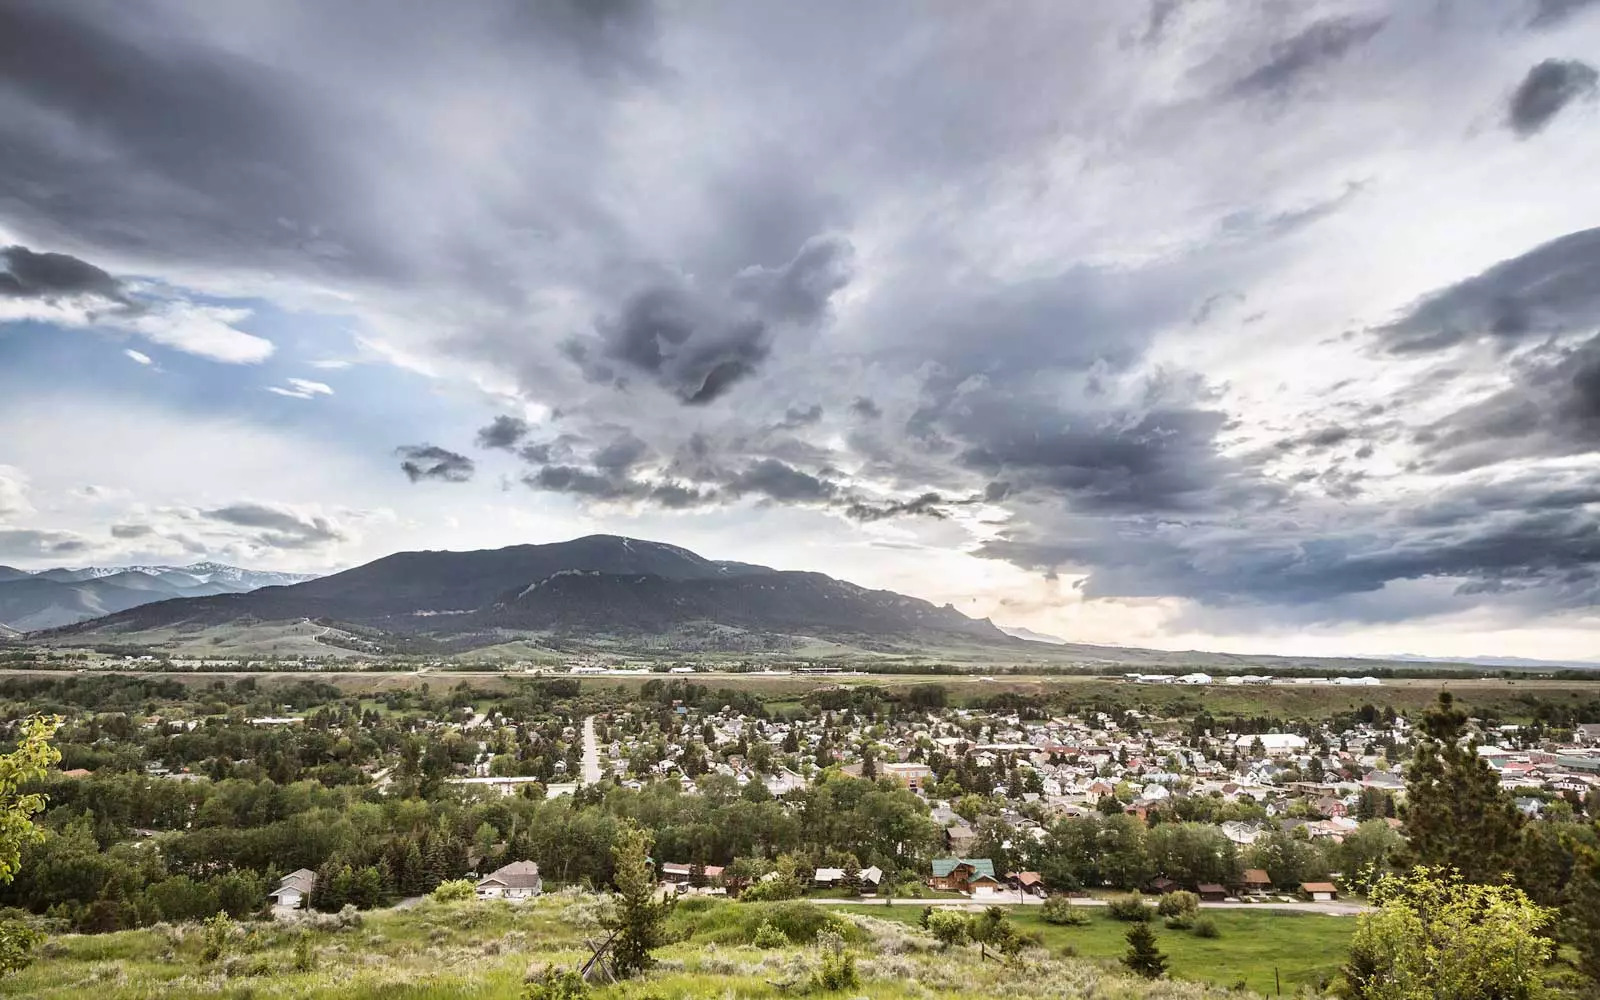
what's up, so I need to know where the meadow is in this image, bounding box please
[0,894,1350,1000]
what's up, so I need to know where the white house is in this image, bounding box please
[476,861,543,900]
[268,868,317,909]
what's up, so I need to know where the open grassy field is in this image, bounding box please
[8,666,1594,722]
[1,894,1332,1000]
[828,903,1353,995]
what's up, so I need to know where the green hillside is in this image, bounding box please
[2,894,1340,1000]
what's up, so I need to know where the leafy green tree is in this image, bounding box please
[1402,694,1522,883]
[968,906,1019,961]
[1570,842,1600,990]
[603,822,668,978]
[1341,867,1554,1000]
[1122,922,1168,979]
[0,717,59,976]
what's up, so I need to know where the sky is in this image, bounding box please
[3,0,1600,660]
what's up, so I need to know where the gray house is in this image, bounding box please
[268,868,317,909]
[476,861,543,900]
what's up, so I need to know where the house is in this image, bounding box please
[1576,723,1600,745]
[858,866,884,890]
[59,768,92,779]
[928,858,996,893]
[268,868,317,909]
[1147,877,1179,895]
[1197,883,1228,902]
[1300,882,1338,902]
[880,761,933,790]
[944,824,979,854]
[814,867,848,888]
[1005,871,1045,897]
[1239,869,1273,895]
[476,861,543,899]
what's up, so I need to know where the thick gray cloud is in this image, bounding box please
[1380,227,1600,353]
[109,523,154,539]
[1226,16,1387,98]
[202,503,347,549]
[396,445,475,483]
[9,0,1600,643]
[0,528,92,558]
[0,245,123,300]
[1507,59,1598,136]
[1529,0,1600,29]
[475,416,530,450]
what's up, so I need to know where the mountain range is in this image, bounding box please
[0,563,317,632]
[42,535,1014,652]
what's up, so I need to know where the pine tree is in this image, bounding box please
[604,823,669,978]
[1401,693,1523,883]
[1122,922,1168,979]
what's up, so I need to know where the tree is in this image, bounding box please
[1402,694,1523,883]
[1570,842,1600,990]
[968,906,1020,962]
[1341,867,1554,1000]
[1122,922,1168,979]
[603,822,668,978]
[0,717,59,977]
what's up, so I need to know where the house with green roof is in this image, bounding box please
[928,857,1000,893]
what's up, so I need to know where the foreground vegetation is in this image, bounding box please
[0,894,1326,1000]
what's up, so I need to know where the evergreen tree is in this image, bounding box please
[604,822,669,978]
[1402,693,1523,883]
[1122,922,1167,979]
[861,747,877,780]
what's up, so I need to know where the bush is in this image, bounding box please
[926,909,969,949]
[293,931,317,972]
[1192,917,1219,938]
[1156,891,1199,920]
[200,912,235,963]
[432,880,476,902]
[751,920,789,949]
[1106,893,1151,922]
[1041,895,1090,926]
[522,967,589,1000]
[811,929,859,992]
[739,876,802,903]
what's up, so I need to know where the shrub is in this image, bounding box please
[0,920,42,976]
[200,912,235,963]
[1041,895,1090,926]
[751,920,789,949]
[432,880,476,902]
[925,909,969,949]
[739,876,802,903]
[811,929,859,992]
[1192,917,1220,938]
[1156,891,1199,919]
[292,932,317,972]
[1106,893,1151,922]
[522,967,589,1000]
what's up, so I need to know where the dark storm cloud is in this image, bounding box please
[202,503,346,549]
[1506,59,1598,136]
[0,0,656,279]
[1413,332,1600,472]
[724,459,837,503]
[774,404,824,430]
[843,492,953,523]
[953,399,1250,514]
[396,445,475,483]
[978,470,1600,617]
[730,235,854,325]
[1380,227,1600,353]
[1227,16,1387,98]
[571,234,854,405]
[475,416,530,450]
[0,245,124,301]
[849,397,882,420]
[1528,0,1600,28]
[109,523,154,539]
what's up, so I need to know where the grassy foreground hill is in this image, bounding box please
[1,893,1349,999]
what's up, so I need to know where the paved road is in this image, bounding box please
[580,715,603,784]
